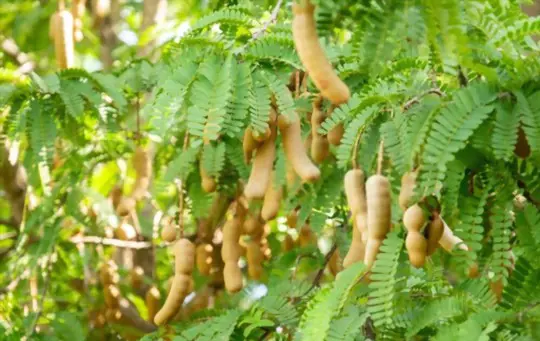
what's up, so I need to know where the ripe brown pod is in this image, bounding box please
[327,123,344,145]
[161,223,177,242]
[406,232,427,268]
[286,210,298,229]
[196,243,213,276]
[252,126,272,143]
[130,266,145,291]
[261,179,282,221]
[145,286,161,322]
[364,175,391,268]
[278,114,320,182]
[153,273,192,326]
[51,6,75,69]
[399,171,417,211]
[311,98,330,164]
[246,240,264,280]
[425,215,444,256]
[244,124,277,199]
[110,185,123,210]
[327,249,342,276]
[100,261,119,285]
[281,233,295,252]
[116,197,136,217]
[200,164,217,193]
[174,238,196,275]
[224,263,243,293]
[292,1,350,104]
[221,217,243,263]
[104,285,121,308]
[243,127,261,164]
[343,218,365,268]
[344,169,367,217]
[115,222,137,241]
[243,213,264,237]
[299,223,316,247]
[403,204,425,232]
[133,147,152,178]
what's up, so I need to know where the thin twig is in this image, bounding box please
[376,140,384,175]
[402,88,444,111]
[70,236,174,249]
[251,0,284,40]
[301,244,338,297]
[177,133,190,239]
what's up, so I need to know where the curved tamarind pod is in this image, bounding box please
[130,266,145,291]
[327,123,344,145]
[200,164,217,193]
[406,232,427,268]
[116,197,136,217]
[173,238,196,274]
[161,223,177,242]
[252,126,272,143]
[153,273,192,326]
[115,222,137,241]
[221,216,243,263]
[403,204,426,232]
[52,7,75,69]
[292,1,350,104]
[100,261,119,285]
[196,243,213,276]
[223,263,243,293]
[244,123,277,199]
[327,249,342,276]
[278,114,320,182]
[425,215,444,256]
[286,161,298,188]
[311,135,330,164]
[343,218,365,268]
[364,175,391,268]
[261,178,282,221]
[399,171,417,211]
[243,127,261,164]
[246,240,264,280]
[439,219,468,252]
[145,286,161,322]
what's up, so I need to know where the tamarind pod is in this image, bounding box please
[246,240,264,280]
[92,0,110,18]
[221,217,243,263]
[196,243,213,276]
[100,261,119,285]
[116,197,136,217]
[165,276,173,293]
[209,244,225,289]
[110,186,123,210]
[243,127,260,164]
[344,169,367,217]
[425,215,444,256]
[104,284,121,308]
[403,204,425,232]
[286,161,298,188]
[327,123,344,145]
[406,232,427,268]
[71,0,86,42]
[292,2,350,104]
[281,234,295,252]
[327,249,342,276]
[115,222,137,241]
[130,266,145,291]
[261,180,282,221]
[49,13,58,40]
[161,224,177,242]
[343,218,365,268]
[154,273,192,326]
[286,210,298,229]
[311,135,330,164]
[304,132,312,151]
[356,214,368,244]
[278,114,320,182]
[299,224,316,247]
[399,171,417,211]
[439,219,468,252]
[365,174,391,241]
[133,147,152,178]
[252,126,272,143]
[363,239,383,269]
[200,164,217,193]
[173,238,196,274]
[53,8,75,69]
[243,213,264,237]
[145,286,161,322]
[244,124,277,199]
[223,263,243,293]
[132,176,150,201]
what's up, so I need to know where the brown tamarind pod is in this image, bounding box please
[133,147,152,178]
[200,164,217,193]
[92,0,110,19]
[110,185,123,210]
[196,243,213,276]
[221,216,243,263]
[286,161,298,188]
[243,127,261,164]
[115,222,137,241]
[252,126,272,143]
[344,169,367,217]
[286,210,298,229]
[145,286,161,322]
[100,261,119,285]
[104,285,121,308]
[161,223,177,242]
[116,197,136,217]
[364,175,391,269]
[243,213,264,237]
[278,114,320,182]
[132,176,150,201]
[153,273,192,326]
[327,123,344,145]
[425,214,444,256]
[343,219,366,268]
[246,240,264,280]
[244,123,277,200]
[327,249,342,276]
[51,5,75,69]
[399,171,417,211]
[403,204,426,232]
[311,98,330,163]
[261,178,282,221]
[223,263,243,293]
[173,238,196,274]
[406,232,427,268]
[299,223,316,247]
[71,0,86,42]
[281,234,295,252]
[130,266,145,291]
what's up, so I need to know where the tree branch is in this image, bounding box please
[1,37,35,74]
[70,235,196,249]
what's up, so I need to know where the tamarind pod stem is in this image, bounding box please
[243,127,260,164]
[244,124,277,199]
[344,169,367,217]
[261,178,282,221]
[439,219,468,252]
[53,9,75,69]
[278,114,320,182]
[145,286,161,322]
[292,2,350,105]
[406,232,427,268]
[153,274,192,326]
[173,238,196,274]
[223,262,243,293]
[327,123,344,145]
[399,171,417,211]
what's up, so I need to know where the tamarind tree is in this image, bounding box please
[1,0,539,340]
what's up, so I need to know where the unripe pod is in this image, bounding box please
[344,169,367,217]
[425,215,444,256]
[343,218,365,268]
[116,197,136,217]
[327,123,344,145]
[406,232,427,268]
[399,171,417,211]
[161,224,177,242]
[153,273,192,326]
[145,286,161,322]
[223,263,243,293]
[278,114,320,182]
[261,180,282,221]
[292,2,350,104]
[403,204,425,232]
[174,238,196,274]
[196,243,213,276]
[244,123,276,199]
